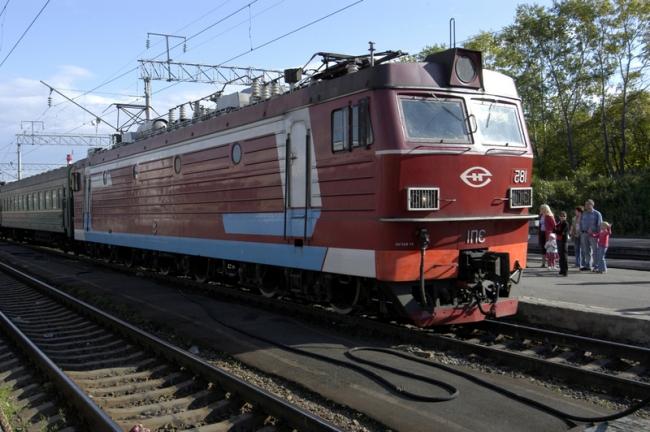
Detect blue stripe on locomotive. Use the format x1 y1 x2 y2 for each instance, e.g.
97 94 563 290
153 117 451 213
222 209 321 237
83 230 327 270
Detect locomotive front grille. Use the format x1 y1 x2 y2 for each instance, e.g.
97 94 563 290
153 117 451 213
407 187 440 211
509 187 533 209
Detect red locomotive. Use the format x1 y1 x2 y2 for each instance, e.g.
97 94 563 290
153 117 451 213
0 48 534 326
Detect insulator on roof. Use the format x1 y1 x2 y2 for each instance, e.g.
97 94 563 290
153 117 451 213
251 79 261 100
179 104 187 121
168 109 175 123
271 81 281 96
262 83 271 100
346 62 359 74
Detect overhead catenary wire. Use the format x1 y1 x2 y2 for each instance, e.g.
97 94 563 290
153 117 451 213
152 0 365 97
0 0 51 69
39 0 365 145
60 0 362 128
38 0 260 126
220 0 364 65
0 0 10 19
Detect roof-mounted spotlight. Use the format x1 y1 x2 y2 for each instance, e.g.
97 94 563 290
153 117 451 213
425 48 483 90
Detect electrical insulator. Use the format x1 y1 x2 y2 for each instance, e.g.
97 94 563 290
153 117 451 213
251 79 261 100
146 38 150 49
47 96 52 107
183 42 187 53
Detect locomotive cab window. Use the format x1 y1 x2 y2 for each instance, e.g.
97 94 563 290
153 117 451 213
331 99 373 152
471 100 525 147
400 96 471 143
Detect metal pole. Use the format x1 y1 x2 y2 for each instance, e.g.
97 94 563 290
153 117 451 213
144 78 151 121
17 142 21 180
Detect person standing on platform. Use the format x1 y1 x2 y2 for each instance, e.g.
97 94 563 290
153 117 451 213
569 206 583 268
555 211 569 276
538 204 556 267
545 233 559 269
579 199 603 271
593 221 612 273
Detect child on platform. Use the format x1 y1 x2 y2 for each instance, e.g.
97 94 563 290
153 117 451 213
593 222 612 273
545 233 559 270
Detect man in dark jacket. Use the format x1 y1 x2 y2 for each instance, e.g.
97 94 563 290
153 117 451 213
579 199 603 270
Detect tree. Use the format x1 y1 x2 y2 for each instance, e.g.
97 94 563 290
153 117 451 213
589 0 617 175
610 0 650 175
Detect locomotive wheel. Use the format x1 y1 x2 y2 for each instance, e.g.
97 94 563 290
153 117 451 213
259 268 282 298
156 255 174 276
329 277 361 314
123 248 137 268
108 246 119 263
178 255 191 277
259 284 279 298
193 258 212 283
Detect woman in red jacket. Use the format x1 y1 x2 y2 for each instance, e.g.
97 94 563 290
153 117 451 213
538 204 557 267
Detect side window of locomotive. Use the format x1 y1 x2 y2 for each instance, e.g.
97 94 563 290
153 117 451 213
331 100 373 152
331 108 348 152
400 97 471 143
471 100 525 147
351 105 369 148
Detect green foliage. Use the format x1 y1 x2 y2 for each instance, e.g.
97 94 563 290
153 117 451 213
0 384 25 430
410 0 649 233
534 169 650 235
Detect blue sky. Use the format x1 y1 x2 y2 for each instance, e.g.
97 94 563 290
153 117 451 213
0 0 551 181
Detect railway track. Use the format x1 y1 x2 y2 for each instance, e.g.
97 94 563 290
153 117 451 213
0 261 340 432
440 319 650 398
1 243 649 418
0 320 79 432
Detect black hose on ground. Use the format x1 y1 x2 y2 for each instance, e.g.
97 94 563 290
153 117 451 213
177 288 650 425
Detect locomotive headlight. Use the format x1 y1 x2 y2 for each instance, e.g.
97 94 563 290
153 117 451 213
407 187 440 211
456 55 477 83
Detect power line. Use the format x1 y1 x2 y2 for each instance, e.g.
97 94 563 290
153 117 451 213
47 0 364 133
219 0 364 65
188 0 286 54
54 0 259 107
39 0 257 124
152 0 365 97
0 0 50 68
0 1 10 19
184 0 259 48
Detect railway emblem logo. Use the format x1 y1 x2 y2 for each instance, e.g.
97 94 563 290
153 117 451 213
460 166 492 188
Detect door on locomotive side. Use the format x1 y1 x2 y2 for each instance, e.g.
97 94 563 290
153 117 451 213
83 172 91 232
286 121 312 240
289 121 308 209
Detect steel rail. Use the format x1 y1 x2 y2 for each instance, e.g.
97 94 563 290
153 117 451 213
481 319 650 362
0 260 341 432
0 308 121 431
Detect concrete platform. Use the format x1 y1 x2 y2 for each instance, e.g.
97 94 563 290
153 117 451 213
513 255 650 346
0 242 619 432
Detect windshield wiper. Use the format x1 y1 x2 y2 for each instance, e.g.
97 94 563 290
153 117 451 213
410 144 471 154
485 147 527 155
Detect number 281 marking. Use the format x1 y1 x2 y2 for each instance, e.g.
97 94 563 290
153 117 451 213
513 169 527 184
